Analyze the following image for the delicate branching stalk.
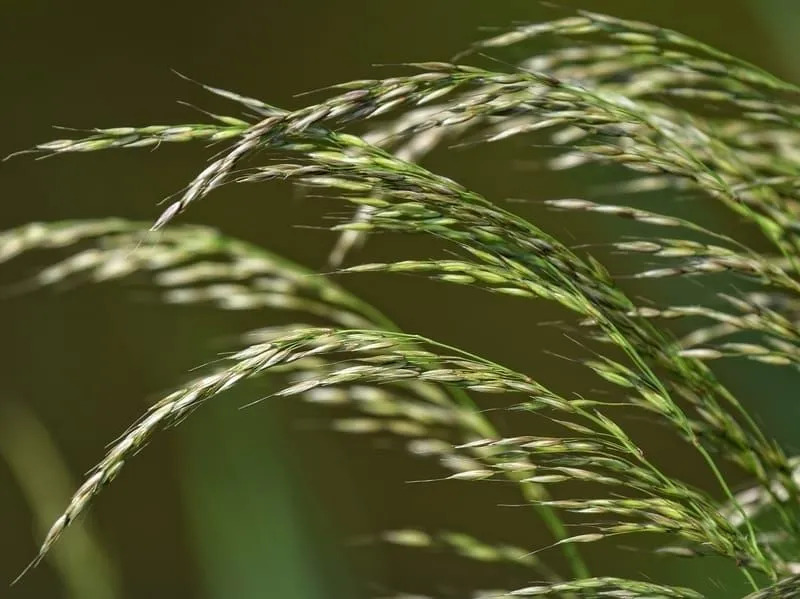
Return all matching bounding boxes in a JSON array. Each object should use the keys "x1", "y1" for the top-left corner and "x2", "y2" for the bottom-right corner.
[
  {"x1": 8, "y1": 8, "x2": 800, "y2": 597},
  {"x1": 17, "y1": 327, "x2": 772, "y2": 581},
  {"x1": 0, "y1": 220, "x2": 586, "y2": 579}
]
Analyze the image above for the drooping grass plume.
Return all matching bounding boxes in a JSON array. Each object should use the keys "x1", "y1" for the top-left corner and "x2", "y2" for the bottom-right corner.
[
  {"x1": 0, "y1": 219, "x2": 585, "y2": 579},
  {"x1": 7, "y1": 8, "x2": 800, "y2": 598}
]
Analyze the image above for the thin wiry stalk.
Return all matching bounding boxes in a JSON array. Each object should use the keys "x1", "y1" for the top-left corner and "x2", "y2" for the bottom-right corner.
[{"x1": 8, "y1": 7, "x2": 800, "y2": 597}]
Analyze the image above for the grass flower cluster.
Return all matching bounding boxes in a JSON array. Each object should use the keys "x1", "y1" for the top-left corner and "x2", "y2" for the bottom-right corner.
[{"x1": 6, "y1": 9, "x2": 800, "y2": 598}]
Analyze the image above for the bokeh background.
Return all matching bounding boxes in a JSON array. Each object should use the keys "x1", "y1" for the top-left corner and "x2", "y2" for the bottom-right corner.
[{"x1": 2, "y1": 1, "x2": 800, "y2": 597}]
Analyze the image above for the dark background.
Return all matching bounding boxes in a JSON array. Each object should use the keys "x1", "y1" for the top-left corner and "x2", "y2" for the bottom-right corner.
[{"x1": 2, "y1": 1, "x2": 800, "y2": 598}]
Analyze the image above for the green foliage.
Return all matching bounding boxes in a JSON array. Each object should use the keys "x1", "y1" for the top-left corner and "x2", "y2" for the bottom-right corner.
[{"x1": 6, "y1": 9, "x2": 800, "y2": 598}]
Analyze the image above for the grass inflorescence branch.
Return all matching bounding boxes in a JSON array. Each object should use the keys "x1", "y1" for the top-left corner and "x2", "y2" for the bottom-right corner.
[{"x1": 6, "y1": 8, "x2": 800, "y2": 598}]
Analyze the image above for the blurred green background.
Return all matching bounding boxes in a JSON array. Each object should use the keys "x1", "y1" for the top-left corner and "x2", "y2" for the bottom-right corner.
[{"x1": 2, "y1": 1, "x2": 800, "y2": 598}]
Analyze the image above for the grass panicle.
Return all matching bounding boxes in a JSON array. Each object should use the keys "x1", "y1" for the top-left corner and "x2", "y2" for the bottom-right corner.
[{"x1": 7, "y1": 8, "x2": 800, "y2": 598}]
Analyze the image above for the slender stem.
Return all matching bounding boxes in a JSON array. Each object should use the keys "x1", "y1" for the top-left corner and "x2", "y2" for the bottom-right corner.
[{"x1": 693, "y1": 440, "x2": 772, "y2": 582}]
